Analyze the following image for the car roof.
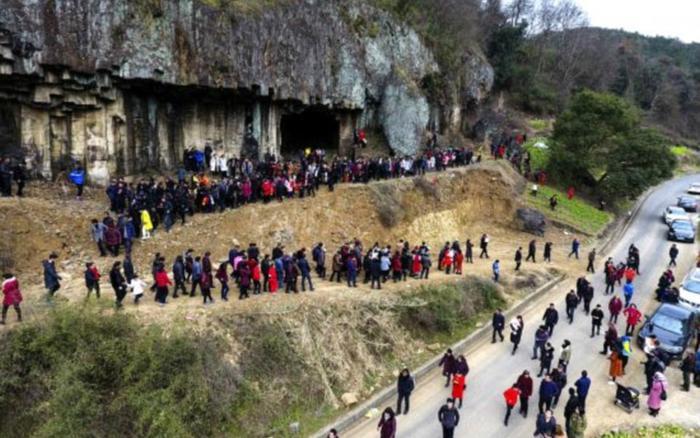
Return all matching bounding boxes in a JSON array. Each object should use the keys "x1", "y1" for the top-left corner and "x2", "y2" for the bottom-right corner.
[
  {"x1": 668, "y1": 206, "x2": 685, "y2": 211},
  {"x1": 679, "y1": 196, "x2": 695, "y2": 201},
  {"x1": 687, "y1": 268, "x2": 700, "y2": 282},
  {"x1": 655, "y1": 303, "x2": 694, "y2": 320}
]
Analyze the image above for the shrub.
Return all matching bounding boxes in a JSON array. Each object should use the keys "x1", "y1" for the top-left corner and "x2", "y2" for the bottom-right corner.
[{"x1": 371, "y1": 184, "x2": 404, "y2": 228}]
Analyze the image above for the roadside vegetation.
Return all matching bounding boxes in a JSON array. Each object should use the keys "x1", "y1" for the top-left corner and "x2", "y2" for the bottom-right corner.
[
  {"x1": 525, "y1": 185, "x2": 613, "y2": 236},
  {"x1": 600, "y1": 425, "x2": 700, "y2": 438}
]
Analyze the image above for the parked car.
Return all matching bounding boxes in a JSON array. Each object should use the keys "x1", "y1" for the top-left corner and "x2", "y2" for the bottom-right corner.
[
  {"x1": 688, "y1": 183, "x2": 700, "y2": 195},
  {"x1": 677, "y1": 196, "x2": 698, "y2": 212},
  {"x1": 663, "y1": 206, "x2": 690, "y2": 224},
  {"x1": 636, "y1": 303, "x2": 696, "y2": 359},
  {"x1": 667, "y1": 219, "x2": 696, "y2": 242},
  {"x1": 679, "y1": 268, "x2": 700, "y2": 308}
]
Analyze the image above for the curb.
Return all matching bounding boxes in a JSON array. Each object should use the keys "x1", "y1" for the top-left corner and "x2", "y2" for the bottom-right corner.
[{"x1": 311, "y1": 275, "x2": 566, "y2": 438}]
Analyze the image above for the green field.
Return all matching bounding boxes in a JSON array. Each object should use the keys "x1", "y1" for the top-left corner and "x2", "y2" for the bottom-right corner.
[
  {"x1": 524, "y1": 137, "x2": 551, "y2": 171},
  {"x1": 524, "y1": 185, "x2": 613, "y2": 235},
  {"x1": 600, "y1": 425, "x2": 700, "y2": 438},
  {"x1": 670, "y1": 145, "x2": 691, "y2": 157}
]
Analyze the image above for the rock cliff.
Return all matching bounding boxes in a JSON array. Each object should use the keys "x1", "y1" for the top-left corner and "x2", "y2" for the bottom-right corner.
[{"x1": 0, "y1": 0, "x2": 493, "y2": 183}]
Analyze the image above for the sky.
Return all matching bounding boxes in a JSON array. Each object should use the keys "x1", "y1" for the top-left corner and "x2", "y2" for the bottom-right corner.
[{"x1": 574, "y1": 0, "x2": 700, "y2": 43}]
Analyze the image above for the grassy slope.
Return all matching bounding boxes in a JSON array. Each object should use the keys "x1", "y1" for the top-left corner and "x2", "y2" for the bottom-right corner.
[{"x1": 601, "y1": 425, "x2": 700, "y2": 438}]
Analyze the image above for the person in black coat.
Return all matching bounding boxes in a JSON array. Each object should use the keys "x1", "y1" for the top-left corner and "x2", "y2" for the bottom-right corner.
[
  {"x1": 454, "y1": 355, "x2": 469, "y2": 376},
  {"x1": 492, "y1": 309, "x2": 505, "y2": 343},
  {"x1": 526, "y1": 240, "x2": 536, "y2": 262},
  {"x1": 123, "y1": 254, "x2": 135, "y2": 283},
  {"x1": 438, "y1": 398, "x2": 460, "y2": 438},
  {"x1": 542, "y1": 303, "x2": 559, "y2": 336},
  {"x1": 370, "y1": 256, "x2": 382, "y2": 290},
  {"x1": 172, "y1": 255, "x2": 186, "y2": 298},
  {"x1": 565, "y1": 290, "x2": 578, "y2": 324},
  {"x1": 514, "y1": 247, "x2": 523, "y2": 271},
  {"x1": 109, "y1": 261, "x2": 127, "y2": 308},
  {"x1": 439, "y1": 349, "x2": 456, "y2": 387},
  {"x1": 538, "y1": 343, "x2": 555, "y2": 377},
  {"x1": 563, "y1": 388, "x2": 580, "y2": 437},
  {"x1": 396, "y1": 368, "x2": 415, "y2": 415}
]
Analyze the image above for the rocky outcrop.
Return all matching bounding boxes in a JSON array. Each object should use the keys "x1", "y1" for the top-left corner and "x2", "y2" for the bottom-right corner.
[{"x1": 0, "y1": 0, "x2": 493, "y2": 183}]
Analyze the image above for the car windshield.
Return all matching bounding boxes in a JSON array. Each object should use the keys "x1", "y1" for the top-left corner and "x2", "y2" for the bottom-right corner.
[
  {"x1": 680, "y1": 197, "x2": 695, "y2": 204},
  {"x1": 668, "y1": 207, "x2": 685, "y2": 214},
  {"x1": 651, "y1": 313, "x2": 685, "y2": 335},
  {"x1": 683, "y1": 278, "x2": 700, "y2": 294}
]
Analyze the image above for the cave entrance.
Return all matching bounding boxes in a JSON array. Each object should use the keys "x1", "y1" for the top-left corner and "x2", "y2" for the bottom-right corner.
[
  {"x1": 0, "y1": 101, "x2": 21, "y2": 158},
  {"x1": 280, "y1": 108, "x2": 339, "y2": 156}
]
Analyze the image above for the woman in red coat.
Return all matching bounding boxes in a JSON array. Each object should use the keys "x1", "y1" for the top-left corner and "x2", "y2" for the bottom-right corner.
[
  {"x1": 412, "y1": 250, "x2": 422, "y2": 277},
  {"x1": 454, "y1": 250, "x2": 464, "y2": 275},
  {"x1": 268, "y1": 266, "x2": 278, "y2": 293},
  {"x1": 1, "y1": 274, "x2": 22, "y2": 324},
  {"x1": 452, "y1": 373, "x2": 466, "y2": 408}
]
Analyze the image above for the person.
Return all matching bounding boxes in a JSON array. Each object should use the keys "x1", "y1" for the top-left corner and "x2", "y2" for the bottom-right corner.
[
  {"x1": 492, "y1": 259, "x2": 500, "y2": 282},
  {"x1": 215, "y1": 262, "x2": 229, "y2": 301},
  {"x1": 619, "y1": 334, "x2": 632, "y2": 372},
  {"x1": 454, "y1": 355, "x2": 470, "y2": 378},
  {"x1": 503, "y1": 383, "x2": 521, "y2": 426},
  {"x1": 128, "y1": 274, "x2": 146, "y2": 304},
  {"x1": 191, "y1": 256, "x2": 203, "y2": 297},
  {"x1": 346, "y1": 256, "x2": 358, "y2": 287},
  {"x1": 542, "y1": 303, "x2": 559, "y2": 336},
  {"x1": 123, "y1": 254, "x2": 135, "y2": 283},
  {"x1": 492, "y1": 309, "x2": 505, "y2": 343},
  {"x1": 591, "y1": 304, "x2": 604, "y2": 337},
  {"x1": 452, "y1": 371, "x2": 466, "y2": 408},
  {"x1": 538, "y1": 343, "x2": 555, "y2": 377},
  {"x1": 84, "y1": 262, "x2": 101, "y2": 299},
  {"x1": 377, "y1": 407, "x2": 396, "y2": 438},
  {"x1": 526, "y1": 240, "x2": 536, "y2": 263},
  {"x1": 326, "y1": 428, "x2": 339, "y2": 438},
  {"x1": 609, "y1": 349, "x2": 624, "y2": 383},
  {"x1": 680, "y1": 351, "x2": 695, "y2": 391},
  {"x1": 538, "y1": 374, "x2": 557, "y2": 413},
  {"x1": 574, "y1": 371, "x2": 591, "y2": 414},
  {"x1": 568, "y1": 238, "x2": 580, "y2": 259},
  {"x1": 532, "y1": 325, "x2": 549, "y2": 360},
  {"x1": 623, "y1": 281, "x2": 635, "y2": 308},
  {"x1": 515, "y1": 247, "x2": 523, "y2": 271},
  {"x1": 558, "y1": 340, "x2": 571, "y2": 371},
  {"x1": 1, "y1": 273, "x2": 22, "y2": 324},
  {"x1": 90, "y1": 218, "x2": 108, "y2": 257},
  {"x1": 396, "y1": 368, "x2": 414, "y2": 415},
  {"x1": 43, "y1": 253, "x2": 61, "y2": 299},
  {"x1": 516, "y1": 370, "x2": 533, "y2": 418},
  {"x1": 563, "y1": 388, "x2": 580, "y2": 437},
  {"x1": 586, "y1": 249, "x2": 596, "y2": 273},
  {"x1": 510, "y1": 315, "x2": 524, "y2": 355},
  {"x1": 534, "y1": 409, "x2": 556, "y2": 437},
  {"x1": 140, "y1": 209, "x2": 153, "y2": 239},
  {"x1": 238, "y1": 259, "x2": 251, "y2": 299},
  {"x1": 601, "y1": 322, "x2": 618, "y2": 355},
  {"x1": 438, "y1": 398, "x2": 460, "y2": 438},
  {"x1": 298, "y1": 252, "x2": 314, "y2": 291},
  {"x1": 550, "y1": 365, "x2": 567, "y2": 408},
  {"x1": 568, "y1": 407, "x2": 587, "y2": 438},
  {"x1": 582, "y1": 283, "x2": 594, "y2": 314},
  {"x1": 154, "y1": 265, "x2": 172, "y2": 305},
  {"x1": 68, "y1": 163, "x2": 85, "y2": 199},
  {"x1": 543, "y1": 242, "x2": 552, "y2": 263},
  {"x1": 109, "y1": 261, "x2": 127, "y2": 308},
  {"x1": 172, "y1": 256, "x2": 186, "y2": 298},
  {"x1": 669, "y1": 244, "x2": 679, "y2": 267},
  {"x1": 420, "y1": 251, "x2": 431, "y2": 279},
  {"x1": 567, "y1": 186, "x2": 575, "y2": 200},
  {"x1": 549, "y1": 194, "x2": 558, "y2": 211},
  {"x1": 608, "y1": 295, "x2": 623, "y2": 324},
  {"x1": 647, "y1": 372, "x2": 667, "y2": 417},
  {"x1": 565, "y1": 290, "x2": 578, "y2": 324},
  {"x1": 439, "y1": 349, "x2": 456, "y2": 387},
  {"x1": 465, "y1": 239, "x2": 474, "y2": 263},
  {"x1": 480, "y1": 234, "x2": 490, "y2": 259}
]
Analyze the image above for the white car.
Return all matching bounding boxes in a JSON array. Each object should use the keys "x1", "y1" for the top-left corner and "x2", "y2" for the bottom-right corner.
[
  {"x1": 688, "y1": 183, "x2": 700, "y2": 195},
  {"x1": 679, "y1": 268, "x2": 700, "y2": 308},
  {"x1": 664, "y1": 206, "x2": 690, "y2": 224}
]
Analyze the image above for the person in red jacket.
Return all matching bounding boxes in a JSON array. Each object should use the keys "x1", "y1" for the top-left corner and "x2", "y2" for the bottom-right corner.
[
  {"x1": 452, "y1": 372, "x2": 466, "y2": 408},
  {"x1": 154, "y1": 265, "x2": 172, "y2": 305},
  {"x1": 608, "y1": 295, "x2": 623, "y2": 324},
  {"x1": 516, "y1": 370, "x2": 533, "y2": 418},
  {"x1": 1, "y1": 273, "x2": 22, "y2": 324},
  {"x1": 567, "y1": 186, "x2": 575, "y2": 200},
  {"x1": 454, "y1": 250, "x2": 464, "y2": 275},
  {"x1": 503, "y1": 383, "x2": 521, "y2": 426},
  {"x1": 268, "y1": 265, "x2": 278, "y2": 293},
  {"x1": 261, "y1": 179, "x2": 273, "y2": 203},
  {"x1": 623, "y1": 303, "x2": 642, "y2": 335}
]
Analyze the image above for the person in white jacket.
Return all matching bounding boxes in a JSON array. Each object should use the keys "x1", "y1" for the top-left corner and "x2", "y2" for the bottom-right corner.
[{"x1": 129, "y1": 274, "x2": 146, "y2": 304}]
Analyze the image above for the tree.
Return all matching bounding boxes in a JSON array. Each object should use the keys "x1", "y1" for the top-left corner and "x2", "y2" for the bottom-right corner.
[
  {"x1": 487, "y1": 22, "x2": 528, "y2": 90},
  {"x1": 548, "y1": 90, "x2": 675, "y2": 201}
]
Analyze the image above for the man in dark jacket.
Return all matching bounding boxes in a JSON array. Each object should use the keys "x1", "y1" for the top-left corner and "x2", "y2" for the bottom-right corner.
[
  {"x1": 538, "y1": 374, "x2": 558, "y2": 414},
  {"x1": 526, "y1": 240, "x2": 536, "y2": 262},
  {"x1": 542, "y1": 303, "x2": 559, "y2": 335},
  {"x1": 591, "y1": 304, "x2": 604, "y2": 337},
  {"x1": 84, "y1": 262, "x2": 100, "y2": 299},
  {"x1": 438, "y1": 398, "x2": 460, "y2": 438},
  {"x1": 396, "y1": 368, "x2": 415, "y2": 415},
  {"x1": 669, "y1": 244, "x2": 679, "y2": 267},
  {"x1": 516, "y1": 370, "x2": 533, "y2": 418},
  {"x1": 532, "y1": 325, "x2": 550, "y2": 360},
  {"x1": 43, "y1": 253, "x2": 61, "y2": 299},
  {"x1": 582, "y1": 284, "x2": 594, "y2": 314},
  {"x1": 565, "y1": 290, "x2": 578, "y2": 324},
  {"x1": 514, "y1": 247, "x2": 523, "y2": 271},
  {"x1": 439, "y1": 349, "x2": 456, "y2": 387},
  {"x1": 601, "y1": 322, "x2": 618, "y2": 355},
  {"x1": 298, "y1": 252, "x2": 314, "y2": 291},
  {"x1": 492, "y1": 309, "x2": 505, "y2": 343},
  {"x1": 563, "y1": 387, "x2": 580, "y2": 437},
  {"x1": 574, "y1": 371, "x2": 591, "y2": 413},
  {"x1": 172, "y1": 256, "x2": 186, "y2": 298},
  {"x1": 370, "y1": 255, "x2": 382, "y2": 290}
]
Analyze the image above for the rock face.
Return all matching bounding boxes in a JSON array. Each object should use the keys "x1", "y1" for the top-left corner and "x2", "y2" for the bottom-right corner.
[
  {"x1": 516, "y1": 208, "x2": 547, "y2": 236},
  {"x1": 0, "y1": 0, "x2": 493, "y2": 184}
]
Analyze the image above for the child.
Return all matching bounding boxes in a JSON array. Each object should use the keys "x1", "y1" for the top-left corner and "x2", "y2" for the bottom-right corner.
[{"x1": 129, "y1": 274, "x2": 146, "y2": 304}]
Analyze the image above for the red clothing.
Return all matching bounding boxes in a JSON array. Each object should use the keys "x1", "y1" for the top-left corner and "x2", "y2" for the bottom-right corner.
[
  {"x1": 268, "y1": 268, "x2": 278, "y2": 293},
  {"x1": 454, "y1": 252, "x2": 464, "y2": 274},
  {"x1": 624, "y1": 306, "x2": 642, "y2": 326},
  {"x1": 251, "y1": 264, "x2": 261, "y2": 282},
  {"x1": 452, "y1": 373, "x2": 466, "y2": 399},
  {"x1": 608, "y1": 297, "x2": 623, "y2": 315},
  {"x1": 154, "y1": 271, "x2": 172, "y2": 287},
  {"x1": 391, "y1": 255, "x2": 402, "y2": 272},
  {"x1": 262, "y1": 180, "x2": 273, "y2": 197},
  {"x1": 516, "y1": 374, "x2": 533, "y2": 397},
  {"x1": 2, "y1": 277, "x2": 22, "y2": 306},
  {"x1": 441, "y1": 254, "x2": 452, "y2": 268},
  {"x1": 625, "y1": 268, "x2": 636, "y2": 283},
  {"x1": 503, "y1": 387, "x2": 520, "y2": 407},
  {"x1": 89, "y1": 266, "x2": 101, "y2": 281},
  {"x1": 412, "y1": 254, "x2": 421, "y2": 274},
  {"x1": 567, "y1": 187, "x2": 575, "y2": 200}
]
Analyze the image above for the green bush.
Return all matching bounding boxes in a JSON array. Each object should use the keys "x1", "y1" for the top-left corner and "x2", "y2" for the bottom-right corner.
[
  {"x1": 600, "y1": 425, "x2": 700, "y2": 438},
  {"x1": 399, "y1": 278, "x2": 504, "y2": 335},
  {"x1": 0, "y1": 308, "x2": 237, "y2": 438}
]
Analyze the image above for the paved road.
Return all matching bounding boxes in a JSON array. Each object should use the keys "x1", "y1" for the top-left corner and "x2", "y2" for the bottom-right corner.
[{"x1": 343, "y1": 174, "x2": 700, "y2": 438}]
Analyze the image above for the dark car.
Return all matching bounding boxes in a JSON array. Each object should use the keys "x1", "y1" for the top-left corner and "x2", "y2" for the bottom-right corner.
[
  {"x1": 677, "y1": 196, "x2": 698, "y2": 212},
  {"x1": 668, "y1": 219, "x2": 696, "y2": 242},
  {"x1": 637, "y1": 303, "x2": 696, "y2": 359}
]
